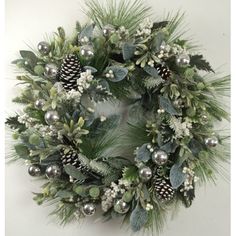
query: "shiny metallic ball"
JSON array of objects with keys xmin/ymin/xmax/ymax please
[
  {"xmin": 152, "ymin": 150, "xmax": 168, "ymax": 165},
  {"xmin": 28, "ymin": 164, "xmax": 42, "ymax": 177},
  {"xmin": 205, "ymin": 136, "xmax": 218, "ymax": 147},
  {"xmin": 34, "ymin": 99, "xmax": 45, "ymax": 109},
  {"xmin": 80, "ymin": 45, "xmax": 94, "ymax": 60},
  {"xmin": 37, "ymin": 41, "xmax": 51, "ymax": 55},
  {"xmin": 176, "ymin": 53, "xmax": 190, "ymax": 67},
  {"xmin": 45, "ymin": 164, "xmax": 62, "ymax": 179},
  {"xmin": 82, "ymin": 203, "xmax": 96, "ymax": 216},
  {"xmin": 139, "ymin": 166, "xmax": 152, "ymax": 182},
  {"xmin": 44, "ymin": 110, "xmax": 59, "ymax": 125},
  {"xmin": 44, "ymin": 63, "xmax": 58, "ymax": 78},
  {"xmin": 114, "ymin": 200, "xmax": 130, "ymax": 214},
  {"xmin": 102, "ymin": 24, "xmax": 116, "ymax": 37}
]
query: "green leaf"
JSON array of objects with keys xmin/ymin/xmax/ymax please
[
  {"xmin": 136, "ymin": 143, "xmax": 151, "ymax": 162},
  {"xmin": 84, "ymin": 66, "xmax": 97, "ymax": 73},
  {"xmin": 34, "ymin": 65, "xmax": 45, "ymax": 76},
  {"xmin": 160, "ymin": 141, "xmax": 178, "ymax": 154},
  {"xmin": 122, "ymin": 191, "xmax": 133, "ymax": 202},
  {"xmin": 89, "ymin": 187, "xmax": 100, "ymax": 198},
  {"xmin": 90, "ymin": 160, "xmax": 112, "ymax": 176},
  {"xmin": 64, "ymin": 165, "xmax": 87, "ymax": 180},
  {"xmin": 122, "ymin": 42, "xmax": 136, "ymax": 60},
  {"xmin": 79, "ymin": 24, "xmax": 94, "ymax": 40},
  {"xmin": 188, "ymin": 138, "xmax": 203, "ymax": 156},
  {"xmin": 14, "ymin": 144, "xmax": 29, "ymax": 158},
  {"xmin": 29, "ymin": 134, "xmax": 41, "ymax": 146},
  {"xmin": 123, "ymin": 166, "xmax": 139, "ymax": 182},
  {"xmin": 130, "ymin": 204, "xmax": 148, "ymax": 232},
  {"xmin": 170, "ymin": 164, "xmax": 186, "ymax": 189},
  {"xmin": 159, "ymin": 96, "xmax": 179, "ymax": 115},
  {"xmin": 19, "ymin": 50, "xmax": 38, "ymax": 67},
  {"xmin": 152, "ymin": 21, "xmax": 169, "ymax": 29},
  {"xmin": 143, "ymin": 66, "xmax": 162, "ymax": 78},
  {"xmin": 57, "ymin": 27, "xmax": 66, "ymax": 40},
  {"xmin": 56, "ymin": 190, "xmax": 73, "ymax": 199},
  {"xmin": 106, "ymin": 66, "xmax": 128, "ymax": 82},
  {"xmin": 190, "ymin": 55, "xmax": 214, "ymax": 72},
  {"xmin": 74, "ymin": 185, "xmax": 88, "ymax": 197},
  {"xmin": 152, "ymin": 32, "xmax": 165, "ymax": 52}
]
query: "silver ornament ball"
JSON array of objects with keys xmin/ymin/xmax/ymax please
[
  {"xmin": 205, "ymin": 136, "xmax": 218, "ymax": 147},
  {"xmin": 44, "ymin": 63, "xmax": 58, "ymax": 78},
  {"xmin": 45, "ymin": 164, "xmax": 62, "ymax": 179},
  {"xmin": 152, "ymin": 150, "xmax": 168, "ymax": 165},
  {"xmin": 114, "ymin": 200, "xmax": 130, "ymax": 214},
  {"xmin": 44, "ymin": 110, "xmax": 59, "ymax": 125},
  {"xmin": 80, "ymin": 45, "xmax": 94, "ymax": 60},
  {"xmin": 102, "ymin": 24, "xmax": 116, "ymax": 37},
  {"xmin": 139, "ymin": 166, "xmax": 152, "ymax": 182},
  {"xmin": 176, "ymin": 53, "xmax": 190, "ymax": 67},
  {"xmin": 28, "ymin": 164, "xmax": 42, "ymax": 177},
  {"xmin": 37, "ymin": 41, "xmax": 51, "ymax": 55},
  {"xmin": 34, "ymin": 99, "xmax": 45, "ymax": 109},
  {"xmin": 82, "ymin": 203, "xmax": 96, "ymax": 216}
]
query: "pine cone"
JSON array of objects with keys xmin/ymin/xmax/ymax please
[
  {"xmin": 59, "ymin": 54, "xmax": 83, "ymax": 91},
  {"xmin": 156, "ymin": 64, "xmax": 171, "ymax": 80},
  {"xmin": 153, "ymin": 177, "xmax": 175, "ymax": 201},
  {"xmin": 60, "ymin": 149, "xmax": 89, "ymax": 173}
]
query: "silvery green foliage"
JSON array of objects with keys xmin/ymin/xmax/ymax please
[
  {"xmin": 130, "ymin": 204, "xmax": 148, "ymax": 232},
  {"xmin": 170, "ymin": 164, "xmax": 186, "ymax": 189}
]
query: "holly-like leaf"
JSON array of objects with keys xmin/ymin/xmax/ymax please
[
  {"xmin": 64, "ymin": 165, "xmax": 87, "ymax": 180},
  {"xmin": 122, "ymin": 42, "xmax": 136, "ymax": 60},
  {"xmin": 190, "ymin": 55, "xmax": 214, "ymax": 72},
  {"xmin": 159, "ymin": 96, "xmax": 179, "ymax": 115},
  {"xmin": 130, "ymin": 204, "xmax": 148, "ymax": 232},
  {"xmin": 123, "ymin": 166, "xmax": 139, "ymax": 181},
  {"xmin": 170, "ymin": 164, "xmax": 186, "ymax": 189},
  {"xmin": 106, "ymin": 66, "xmax": 128, "ymax": 82},
  {"xmin": 136, "ymin": 143, "xmax": 151, "ymax": 162}
]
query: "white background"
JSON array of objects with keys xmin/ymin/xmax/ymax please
[{"xmin": 5, "ymin": 0, "xmax": 230, "ymax": 236}]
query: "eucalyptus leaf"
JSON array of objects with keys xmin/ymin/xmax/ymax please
[
  {"xmin": 159, "ymin": 96, "xmax": 179, "ymax": 115},
  {"xmin": 170, "ymin": 164, "xmax": 186, "ymax": 189},
  {"xmin": 64, "ymin": 165, "xmax": 87, "ymax": 180},
  {"xmin": 152, "ymin": 32, "xmax": 165, "ymax": 52},
  {"xmin": 122, "ymin": 42, "xmax": 136, "ymax": 60},
  {"xmin": 79, "ymin": 24, "xmax": 94, "ymax": 40},
  {"xmin": 19, "ymin": 50, "xmax": 38, "ymax": 67},
  {"xmin": 130, "ymin": 204, "xmax": 148, "ymax": 232},
  {"xmin": 15, "ymin": 144, "xmax": 29, "ymax": 158},
  {"xmin": 160, "ymin": 141, "xmax": 178, "ymax": 154},
  {"xmin": 143, "ymin": 66, "xmax": 161, "ymax": 78},
  {"xmin": 106, "ymin": 66, "xmax": 128, "ymax": 82},
  {"xmin": 188, "ymin": 138, "xmax": 203, "ymax": 156},
  {"xmin": 136, "ymin": 143, "xmax": 151, "ymax": 162},
  {"xmin": 84, "ymin": 66, "xmax": 97, "ymax": 73}
]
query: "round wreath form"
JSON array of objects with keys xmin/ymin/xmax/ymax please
[{"xmin": 6, "ymin": 0, "xmax": 230, "ymax": 234}]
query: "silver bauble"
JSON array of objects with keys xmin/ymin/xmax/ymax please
[
  {"xmin": 205, "ymin": 136, "xmax": 218, "ymax": 147},
  {"xmin": 176, "ymin": 53, "xmax": 190, "ymax": 67},
  {"xmin": 45, "ymin": 164, "xmax": 62, "ymax": 179},
  {"xmin": 82, "ymin": 203, "xmax": 96, "ymax": 216},
  {"xmin": 114, "ymin": 200, "xmax": 130, "ymax": 214},
  {"xmin": 44, "ymin": 63, "xmax": 58, "ymax": 78},
  {"xmin": 37, "ymin": 41, "xmax": 51, "ymax": 55},
  {"xmin": 34, "ymin": 99, "xmax": 45, "ymax": 109},
  {"xmin": 139, "ymin": 166, "xmax": 152, "ymax": 182},
  {"xmin": 152, "ymin": 150, "xmax": 168, "ymax": 165},
  {"xmin": 44, "ymin": 110, "xmax": 59, "ymax": 125},
  {"xmin": 102, "ymin": 24, "xmax": 115, "ymax": 37},
  {"xmin": 28, "ymin": 164, "xmax": 42, "ymax": 177},
  {"xmin": 80, "ymin": 45, "xmax": 94, "ymax": 60}
]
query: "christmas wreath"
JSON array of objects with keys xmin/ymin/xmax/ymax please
[{"xmin": 6, "ymin": 0, "xmax": 230, "ymax": 234}]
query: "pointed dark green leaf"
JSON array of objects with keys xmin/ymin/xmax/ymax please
[{"xmin": 190, "ymin": 54, "xmax": 214, "ymax": 72}]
